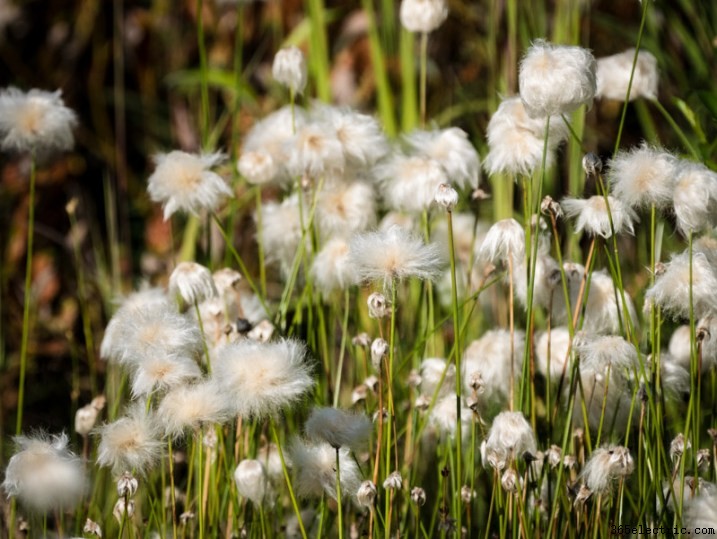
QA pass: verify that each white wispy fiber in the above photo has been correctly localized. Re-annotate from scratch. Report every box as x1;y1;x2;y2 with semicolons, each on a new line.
272;46;307;94
699;316;717;372
573;361;633;434
645;251;717;320
169;261;218;306
311;238;356;293
348;225;444;288
573;332;639;372
462;329;525;404
405;127;481;188
673;161;717;235
314;104;388;168
661;477;717;513
477;218;525;265
581;270;638;335
258;194;306;273
0;87;77;153
580;445;634;495
561;195;638;238
287;121;345;178
534;326;571;382
642;353;689;399
481;411;537;470
596;49;658;101
156;381;230;439
130;353;202;398
484;96;568;177
305;407;372;451
375;154;448;212
419;357;455;398
234;459;269;506
211;339;314;418
519;40;597;118
684;493;717;533
101;299;202;369
288;438;362;501
2;432;85;514
668;325;692;367
239;106;306;186
147;151;232;220
100;287;170;363
694;235;717;268
427;394;472;440
513;251;561;311
96;404;163;476
399;0;448;33
607;143;678;210
316;180;376;238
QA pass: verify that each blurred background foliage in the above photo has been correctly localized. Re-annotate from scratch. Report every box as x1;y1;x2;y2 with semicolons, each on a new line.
0;0;715;456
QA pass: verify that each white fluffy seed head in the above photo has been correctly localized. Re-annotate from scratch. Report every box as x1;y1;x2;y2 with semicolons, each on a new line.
482;411;537;471
607;143;678;210
478;218;525;265
234;459;268;506
2;432;86;514
534;326;571;382
75;403;100;436
147;151;232;220
580;445;634;495
434;183;459;211
130;353;203;399
316;180;376;238
211;339;315;418
305;407;372;451
287;122;345;178
169;261;218;306
462;329;525;404
399;0;448;33
406;127;481;188
311;237;356;294
560;195;638;238
427;394;472;441
419;357;455;398
573;333;638;372
376;154;449;212
519;40;597;118
348;225;444;288
237;150;277;185
645;251;717;321
288;438;362;501
96;404;164;476
272;46;307;94
684;493;717;533
258;194;306;275
672;161;717;236
596;49;658;101
156;381;230;439
484;96;568;177
0;87;77;153
357;480;377;508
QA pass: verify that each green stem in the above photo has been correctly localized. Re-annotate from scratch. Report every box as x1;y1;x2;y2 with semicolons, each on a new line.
270;419;308;539
196;0;209;149
419;31;428;126
335;447;344;539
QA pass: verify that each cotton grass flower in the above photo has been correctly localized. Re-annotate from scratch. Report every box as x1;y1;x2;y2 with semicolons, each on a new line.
645;251;717;320
399;0;448;33
288;438;362;501
130;353;202;399
561;195;638;238
316;180;376;238
672;161;717;235
684;493;717;534
314;104;388;168
96;405;163;476
596;49;658;101
287;121;345;178
0;87;77;153
573;333;638;372
419;357;455;398
534;326;571;382
156;381;230;439
348;225;443;288
580;445;634;495
234;459;268;506
484;96;568;177
477;218;525;265
147;151;232;220
3;432;86;513
237;150;277;185
462;329;525;404
272;46;307;95
305;407;372;451
607;143;678;210
427;394;472;440
169;261;218;306
406;127;481;188
481;411;537;470
376;154;449;212
311;238;356;293
519;40;597;118
211;339;314;418
577;269;638;334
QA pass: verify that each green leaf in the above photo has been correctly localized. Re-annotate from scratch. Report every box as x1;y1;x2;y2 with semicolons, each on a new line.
673;97;707;144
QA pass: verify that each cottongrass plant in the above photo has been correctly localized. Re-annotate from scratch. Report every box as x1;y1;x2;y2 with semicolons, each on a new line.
10;3;717;538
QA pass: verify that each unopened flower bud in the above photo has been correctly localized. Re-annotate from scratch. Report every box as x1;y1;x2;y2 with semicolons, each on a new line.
573;484;592;505
117;471;138;498
357;480;377;508
547;445;562;468
415;394;431;411
370;338;388;371
582;152;602;178
411;486;427;506
434;183;459;211
272;46;307;94
84;518;102;537
203;428;218;449
670;433;691;462
352;333;371;347
697;449;711;471
75;403;99;436
351;384;369;404
501;469;519;492
383;471;403;490
364;375;379;392
540;195;563;219
247;319;274;342
113;498;135;523
460;485;475;503
367;292;390;319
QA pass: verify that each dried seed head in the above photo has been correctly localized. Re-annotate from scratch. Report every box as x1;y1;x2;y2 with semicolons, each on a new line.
573;484;592;506
113;498;135;523
357;480;377;509
434;183;459;211
415;394;431;411
383;471;403;490
371;338;388;371
540;195;563;219
501;469;519;493
411;486;427;506
697;449;711;471
367;292;391;319
116;471;138;498
670;433;691;462
460;485;475;504
547;445;562;468
351;384;369;405
247;319;274;342
83;518;102;537
352;333;371;347
75;403;100;436
582;152;603;178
